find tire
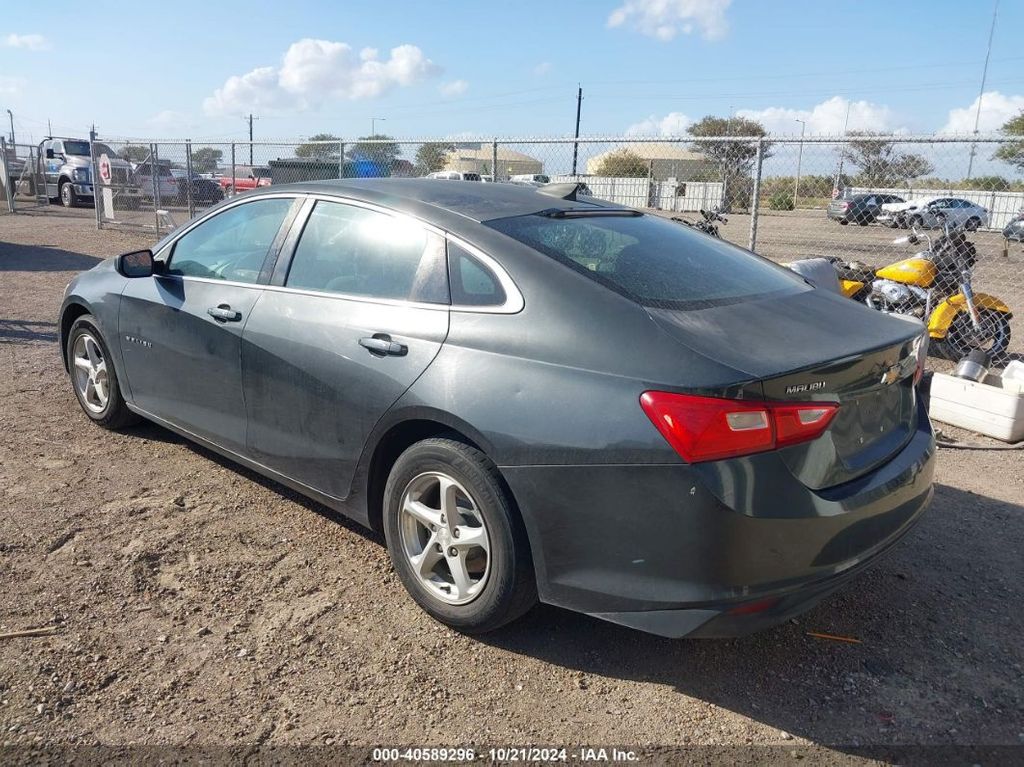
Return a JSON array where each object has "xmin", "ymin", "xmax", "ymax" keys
[
  {"xmin": 66, "ymin": 315, "xmax": 140, "ymax": 429},
  {"xmin": 59, "ymin": 179, "xmax": 77, "ymax": 208},
  {"xmin": 838, "ymin": 219, "xmax": 848, "ymax": 226},
  {"xmin": 938, "ymin": 309, "xmax": 1012, "ymax": 361},
  {"xmin": 965, "ymin": 217, "xmax": 981, "ymax": 232},
  {"xmin": 383, "ymin": 437, "xmax": 536, "ymax": 633}
]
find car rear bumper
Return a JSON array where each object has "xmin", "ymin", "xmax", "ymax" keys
[{"xmin": 500, "ymin": 397, "xmax": 935, "ymax": 637}]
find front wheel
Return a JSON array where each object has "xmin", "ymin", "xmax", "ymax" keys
[
  {"xmin": 66, "ymin": 315, "xmax": 140, "ymax": 429},
  {"xmin": 59, "ymin": 180, "xmax": 77, "ymax": 208},
  {"xmin": 938, "ymin": 309, "xmax": 1012, "ymax": 361},
  {"xmin": 383, "ymin": 438, "xmax": 536, "ymax": 633},
  {"xmin": 965, "ymin": 217, "xmax": 981, "ymax": 232}
]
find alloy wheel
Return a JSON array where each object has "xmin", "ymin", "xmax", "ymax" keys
[
  {"xmin": 398, "ymin": 471, "xmax": 491, "ymax": 605},
  {"xmin": 72, "ymin": 332, "xmax": 109, "ymax": 413}
]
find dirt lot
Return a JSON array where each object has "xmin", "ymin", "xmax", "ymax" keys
[{"xmin": 1, "ymin": 213, "xmax": 1023, "ymax": 761}]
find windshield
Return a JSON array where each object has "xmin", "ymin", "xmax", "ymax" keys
[
  {"xmin": 63, "ymin": 141, "xmax": 91, "ymax": 156},
  {"xmin": 487, "ymin": 212, "xmax": 808, "ymax": 310}
]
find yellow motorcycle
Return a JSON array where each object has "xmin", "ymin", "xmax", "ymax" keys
[{"xmin": 832, "ymin": 213, "xmax": 1012, "ymax": 359}]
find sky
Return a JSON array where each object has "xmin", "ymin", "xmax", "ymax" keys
[{"xmin": 2, "ymin": 0, "xmax": 1023, "ymax": 150}]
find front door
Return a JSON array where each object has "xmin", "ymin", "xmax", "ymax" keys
[
  {"xmin": 242, "ymin": 198, "xmax": 450, "ymax": 499},
  {"xmin": 118, "ymin": 196, "xmax": 297, "ymax": 453}
]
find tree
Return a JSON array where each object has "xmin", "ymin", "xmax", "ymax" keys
[
  {"xmin": 415, "ymin": 141, "xmax": 455, "ymax": 174},
  {"xmin": 687, "ymin": 115, "xmax": 770, "ymax": 210},
  {"xmin": 119, "ymin": 144, "xmax": 151, "ymax": 163},
  {"xmin": 993, "ymin": 111, "xmax": 1024, "ymax": 171},
  {"xmin": 190, "ymin": 146, "xmax": 223, "ymax": 174},
  {"xmin": 841, "ymin": 132, "xmax": 934, "ymax": 186},
  {"xmin": 594, "ymin": 149, "xmax": 650, "ymax": 177},
  {"xmin": 296, "ymin": 133, "xmax": 342, "ymax": 161},
  {"xmin": 347, "ymin": 134, "xmax": 400, "ymax": 172}
]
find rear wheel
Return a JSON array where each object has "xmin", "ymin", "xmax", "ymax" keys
[
  {"xmin": 939, "ymin": 309, "xmax": 1012, "ymax": 361},
  {"xmin": 66, "ymin": 315, "xmax": 140, "ymax": 429},
  {"xmin": 383, "ymin": 438, "xmax": 536, "ymax": 633}
]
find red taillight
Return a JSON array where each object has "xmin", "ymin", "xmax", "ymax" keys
[{"xmin": 640, "ymin": 392, "xmax": 839, "ymax": 463}]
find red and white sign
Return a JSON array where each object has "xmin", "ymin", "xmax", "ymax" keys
[{"xmin": 98, "ymin": 154, "xmax": 112, "ymax": 185}]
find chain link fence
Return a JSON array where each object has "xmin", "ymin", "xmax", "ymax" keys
[{"xmin": 3, "ymin": 133, "xmax": 1022, "ymax": 363}]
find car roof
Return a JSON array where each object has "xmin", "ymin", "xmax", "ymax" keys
[{"xmin": 271, "ymin": 178, "xmax": 620, "ymax": 223}]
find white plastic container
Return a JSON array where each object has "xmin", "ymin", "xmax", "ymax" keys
[
  {"xmin": 1003, "ymin": 360, "xmax": 1024, "ymax": 384},
  {"xmin": 929, "ymin": 372, "xmax": 1024, "ymax": 443}
]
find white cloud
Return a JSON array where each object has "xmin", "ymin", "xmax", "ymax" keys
[
  {"xmin": 203, "ymin": 38, "xmax": 439, "ymax": 116},
  {"xmin": 3, "ymin": 33, "xmax": 50, "ymax": 51},
  {"xmin": 737, "ymin": 96, "xmax": 897, "ymax": 136},
  {"xmin": 0, "ymin": 76, "xmax": 24, "ymax": 96},
  {"xmin": 607, "ymin": 0, "xmax": 731, "ymax": 41},
  {"xmin": 941, "ymin": 91, "xmax": 1024, "ymax": 134},
  {"xmin": 146, "ymin": 110, "xmax": 194, "ymax": 134},
  {"xmin": 439, "ymin": 79, "xmax": 468, "ymax": 98},
  {"xmin": 533, "ymin": 61, "xmax": 552, "ymax": 76},
  {"xmin": 625, "ymin": 111, "xmax": 693, "ymax": 136}
]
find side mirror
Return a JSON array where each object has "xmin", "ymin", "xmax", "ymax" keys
[{"xmin": 117, "ymin": 249, "xmax": 158, "ymax": 278}]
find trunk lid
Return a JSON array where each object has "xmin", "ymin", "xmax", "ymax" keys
[{"xmin": 647, "ymin": 289, "xmax": 922, "ymax": 489}]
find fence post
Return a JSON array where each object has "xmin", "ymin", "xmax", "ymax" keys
[
  {"xmin": 185, "ymin": 139, "xmax": 195, "ymax": 219},
  {"xmin": 230, "ymin": 142, "xmax": 236, "ymax": 196},
  {"xmin": 0, "ymin": 137, "xmax": 13, "ymax": 213},
  {"xmin": 492, "ymin": 140, "xmax": 498, "ymax": 182},
  {"xmin": 89, "ymin": 130, "xmax": 101, "ymax": 229},
  {"xmin": 151, "ymin": 143, "xmax": 161, "ymax": 236},
  {"xmin": 747, "ymin": 137, "xmax": 765, "ymax": 252},
  {"xmin": 338, "ymin": 142, "xmax": 346, "ymax": 179}
]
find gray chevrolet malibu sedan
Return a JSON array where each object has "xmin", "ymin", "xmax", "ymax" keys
[{"xmin": 60, "ymin": 179, "xmax": 935, "ymax": 637}]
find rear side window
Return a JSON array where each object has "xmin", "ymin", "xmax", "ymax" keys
[
  {"xmin": 487, "ymin": 212, "xmax": 806, "ymax": 310},
  {"xmin": 286, "ymin": 200, "xmax": 448, "ymax": 304},
  {"xmin": 448, "ymin": 242, "xmax": 506, "ymax": 307}
]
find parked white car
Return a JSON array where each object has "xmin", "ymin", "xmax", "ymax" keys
[
  {"xmin": 878, "ymin": 196, "xmax": 989, "ymax": 230},
  {"xmin": 425, "ymin": 170, "xmax": 483, "ymax": 181},
  {"xmin": 132, "ymin": 162, "xmax": 179, "ymax": 203},
  {"xmin": 510, "ymin": 173, "xmax": 551, "ymax": 185}
]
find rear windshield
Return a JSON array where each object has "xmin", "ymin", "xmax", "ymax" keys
[{"xmin": 486, "ymin": 212, "xmax": 807, "ymax": 309}]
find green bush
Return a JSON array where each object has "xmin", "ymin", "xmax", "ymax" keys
[{"xmin": 767, "ymin": 192, "xmax": 794, "ymax": 211}]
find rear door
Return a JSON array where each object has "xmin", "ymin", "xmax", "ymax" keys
[
  {"xmin": 119, "ymin": 195, "xmax": 299, "ymax": 453},
  {"xmin": 241, "ymin": 197, "xmax": 450, "ymax": 499}
]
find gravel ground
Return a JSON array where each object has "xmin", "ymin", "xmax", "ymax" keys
[{"xmin": 1, "ymin": 213, "xmax": 1023, "ymax": 762}]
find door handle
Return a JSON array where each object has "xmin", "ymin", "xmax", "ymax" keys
[
  {"xmin": 359, "ymin": 334, "xmax": 407, "ymax": 357},
  {"xmin": 207, "ymin": 304, "xmax": 242, "ymax": 322}
]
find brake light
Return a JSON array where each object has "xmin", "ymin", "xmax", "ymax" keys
[{"xmin": 640, "ymin": 392, "xmax": 839, "ymax": 463}]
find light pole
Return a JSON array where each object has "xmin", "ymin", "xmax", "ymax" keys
[
  {"xmin": 793, "ymin": 119, "xmax": 806, "ymax": 207},
  {"xmin": 370, "ymin": 117, "xmax": 385, "ymax": 136},
  {"xmin": 5, "ymin": 109, "xmax": 14, "ymax": 145}
]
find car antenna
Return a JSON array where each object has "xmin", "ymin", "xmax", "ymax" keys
[{"xmin": 537, "ymin": 182, "xmax": 585, "ymax": 201}]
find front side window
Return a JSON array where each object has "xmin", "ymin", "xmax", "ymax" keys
[
  {"xmin": 168, "ymin": 197, "xmax": 293, "ymax": 283},
  {"xmin": 487, "ymin": 211, "xmax": 806, "ymax": 310},
  {"xmin": 286, "ymin": 200, "xmax": 448, "ymax": 304}
]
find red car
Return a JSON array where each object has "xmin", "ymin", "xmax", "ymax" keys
[{"xmin": 219, "ymin": 166, "xmax": 272, "ymax": 195}]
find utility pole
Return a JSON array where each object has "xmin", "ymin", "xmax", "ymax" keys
[
  {"xmin": 793, "ymin": 119, "xmax": 806, "ymax": 207},
  {"xmin": 246, "ymin": 113, "xmax": 259, "ymax": 165},
  {"xmin": 834, "ymin": 101, "xmax": 852, "ymax": 199},
  {"xmin": 571, "ymin": 85, "xmax": 583, "ymax": 176},
  {"xmin": 966, "ymin": 0, "xmax": 998, "ymax": 181},
  {"xmin": 371, "ymin": 117, "xmax": 385, "ymax": 136},
  {"xmin": 5, "ymin": 109, "xmax": 13, "ymax": 144}
]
